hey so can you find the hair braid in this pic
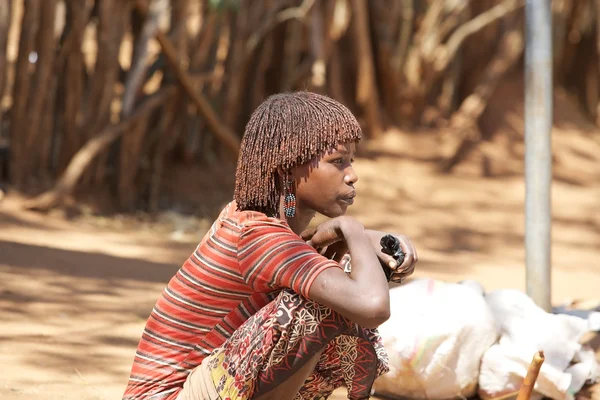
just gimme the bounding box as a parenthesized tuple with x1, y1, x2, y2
(234, 91, 362, 216)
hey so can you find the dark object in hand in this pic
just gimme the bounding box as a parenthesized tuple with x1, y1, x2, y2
(380, 234, 406, 282)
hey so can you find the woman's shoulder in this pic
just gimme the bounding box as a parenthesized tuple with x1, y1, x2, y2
(219, 200, 290, 231)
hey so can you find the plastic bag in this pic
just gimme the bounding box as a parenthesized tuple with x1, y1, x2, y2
(373, 279, 499, 399)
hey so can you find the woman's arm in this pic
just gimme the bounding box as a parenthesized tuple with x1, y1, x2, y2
(305, 217, 391, 329)
(303, 227, 419, 286)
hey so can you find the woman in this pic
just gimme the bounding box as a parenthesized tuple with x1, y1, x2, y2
(122, 92, 418, 400)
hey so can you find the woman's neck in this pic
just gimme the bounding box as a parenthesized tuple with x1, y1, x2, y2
(278, 199, 315, 235)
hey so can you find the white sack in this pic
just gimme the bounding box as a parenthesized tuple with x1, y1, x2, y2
(373, 279, 498, 400)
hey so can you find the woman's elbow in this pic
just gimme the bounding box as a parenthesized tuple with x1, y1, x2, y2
(359, 296, 390, 329)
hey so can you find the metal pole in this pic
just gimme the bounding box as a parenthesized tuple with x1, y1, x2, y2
(524, 0, 552, 311)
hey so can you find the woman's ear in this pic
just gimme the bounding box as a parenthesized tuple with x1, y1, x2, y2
(276, 167, 286, 179)
(277, 167, 297, 182)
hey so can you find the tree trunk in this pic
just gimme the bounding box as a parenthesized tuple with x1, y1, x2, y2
(0, 0, 11, 107)
(595, 0, 600, 126)
(148, 97, 176, 214)
(86, 0, 131, 185)
(552, 0, 572, 78)
(392, 0, 413, 75)
(326, 0, 351, 104)
(84, 0, 123, 136)
(9, 0, 41, 187)
(309, 0, 326, 92)
(222, 0, 251, 133)
(281, 19, 302, 91)
(371, 0, 401, 124)
(24, 0, 57, 177)
(183, 6, 222, 164)
(438, 6, 469, 118)
(147, 0, 189, 212)
(190, 4, 218, 73)
(117, 0, 165, 210)
(209, 11, 231, 97)
(252, 35, 274, 109)
(58, 0, 88, 172)
(351, 0, 382, 137)
(39, 74, 56, 183)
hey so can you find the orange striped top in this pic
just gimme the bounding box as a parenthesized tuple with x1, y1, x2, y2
(122, 202, 338, 399)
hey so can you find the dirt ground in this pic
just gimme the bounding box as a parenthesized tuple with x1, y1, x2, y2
(1, 82, 600, 400)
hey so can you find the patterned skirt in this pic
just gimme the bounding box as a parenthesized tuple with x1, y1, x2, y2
(193, 289, 390, 400)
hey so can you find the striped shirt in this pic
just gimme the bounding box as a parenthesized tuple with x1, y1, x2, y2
(122, 202, 339, 399)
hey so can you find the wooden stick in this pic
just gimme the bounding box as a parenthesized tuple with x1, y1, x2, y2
(516, 351, 545, 400)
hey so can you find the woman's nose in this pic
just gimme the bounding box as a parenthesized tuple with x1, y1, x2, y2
(344, 166, 358, 184)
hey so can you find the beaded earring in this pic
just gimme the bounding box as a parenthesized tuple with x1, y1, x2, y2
(283, 179, 296, 218)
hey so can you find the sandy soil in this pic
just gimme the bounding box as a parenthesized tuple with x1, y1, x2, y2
(1, 81, 600, 400)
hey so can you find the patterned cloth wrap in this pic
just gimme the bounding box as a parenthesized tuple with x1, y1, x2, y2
(203, 289, 389, 400)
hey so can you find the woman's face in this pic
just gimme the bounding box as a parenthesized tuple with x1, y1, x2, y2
(291, 142, 358, 218)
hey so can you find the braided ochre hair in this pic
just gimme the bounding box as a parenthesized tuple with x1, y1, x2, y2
(234, 91, 362, 215)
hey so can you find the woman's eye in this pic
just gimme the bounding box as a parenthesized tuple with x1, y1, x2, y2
(332, 158, 343, 164)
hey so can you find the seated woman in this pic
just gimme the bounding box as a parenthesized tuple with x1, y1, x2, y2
(122, 92, 418, 400)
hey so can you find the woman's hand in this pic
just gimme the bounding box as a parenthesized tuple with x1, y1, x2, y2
(366, 230, 418, 282)
(300, 216, 365, 253)
(302, 222, 418, 282)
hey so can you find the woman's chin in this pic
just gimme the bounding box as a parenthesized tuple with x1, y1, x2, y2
(322, 205, 348, 218)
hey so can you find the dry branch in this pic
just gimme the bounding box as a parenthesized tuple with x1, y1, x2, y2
(418, 0, 445, 60)
(401, 0, 523, 123)
(440, 18, 524, 172)
(134, 0, 240, 159)
(434, 0, 524, 73)
(23, 87, 177, 211)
